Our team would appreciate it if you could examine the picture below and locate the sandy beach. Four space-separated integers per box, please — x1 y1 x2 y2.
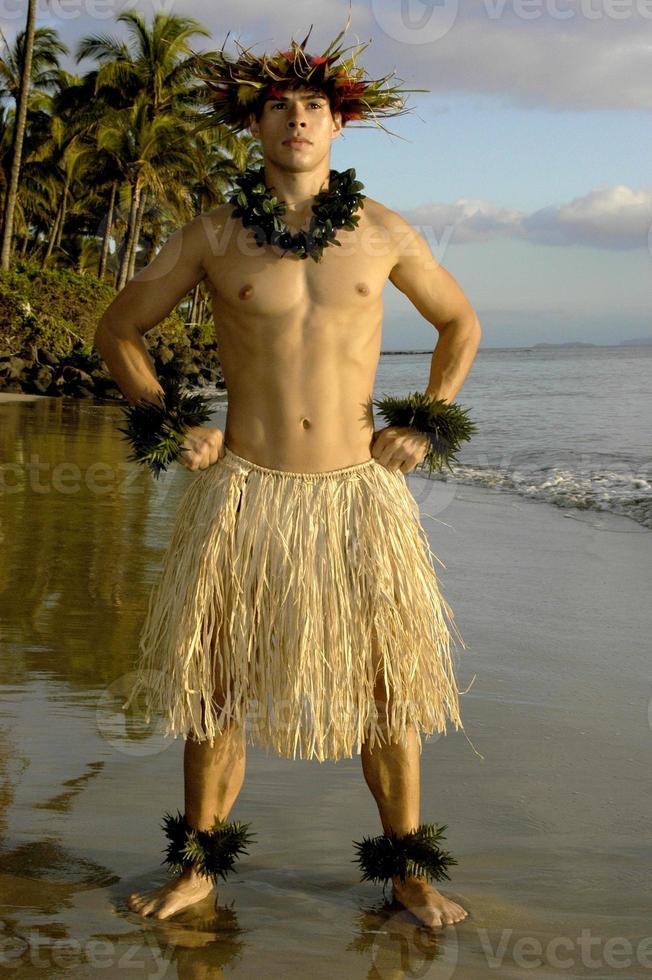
1 401 650 978
0 392 47 402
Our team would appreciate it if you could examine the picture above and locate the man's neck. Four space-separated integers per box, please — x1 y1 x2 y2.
260 159 332 216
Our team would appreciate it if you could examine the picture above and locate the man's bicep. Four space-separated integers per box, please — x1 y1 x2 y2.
388 219 474 330
100 218 207 335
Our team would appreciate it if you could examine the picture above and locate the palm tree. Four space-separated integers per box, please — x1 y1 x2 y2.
75 9 217 287
0 11 68 269
35 72 100 265
96 96 200 288
75 9 212 120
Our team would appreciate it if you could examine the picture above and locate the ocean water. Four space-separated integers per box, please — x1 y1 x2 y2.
1 355 651 975
372 345 652 529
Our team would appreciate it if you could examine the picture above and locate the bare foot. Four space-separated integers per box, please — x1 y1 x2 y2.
127 866 215 920
392 875 468 929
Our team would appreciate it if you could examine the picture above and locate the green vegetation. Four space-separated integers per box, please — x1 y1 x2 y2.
0 8 262 380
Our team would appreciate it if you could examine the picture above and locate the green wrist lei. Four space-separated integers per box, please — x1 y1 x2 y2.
227 165 365 262
162 811 256 886
372 390 477 475
117 375 213 479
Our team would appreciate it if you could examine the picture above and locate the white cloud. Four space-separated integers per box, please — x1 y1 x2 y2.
6 0 649 112
400 184 652 249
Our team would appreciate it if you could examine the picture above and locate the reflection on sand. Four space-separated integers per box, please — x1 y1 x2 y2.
1 396 651 978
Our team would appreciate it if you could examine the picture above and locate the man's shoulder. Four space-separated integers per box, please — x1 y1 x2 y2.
193 202 235 234
179 204 236 266
362 197 411 237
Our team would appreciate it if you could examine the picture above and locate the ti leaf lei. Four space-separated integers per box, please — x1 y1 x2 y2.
227 166 365 262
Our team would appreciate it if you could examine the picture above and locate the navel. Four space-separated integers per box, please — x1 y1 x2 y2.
238 283 254 300
355 282 370 296
301 418 311 429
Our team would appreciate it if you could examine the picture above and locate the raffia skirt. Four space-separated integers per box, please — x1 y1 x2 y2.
121 446 467 762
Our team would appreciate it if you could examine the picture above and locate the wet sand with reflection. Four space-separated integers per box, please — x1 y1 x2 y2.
0 393 650 978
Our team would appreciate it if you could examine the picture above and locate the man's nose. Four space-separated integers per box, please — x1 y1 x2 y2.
287 106 307 127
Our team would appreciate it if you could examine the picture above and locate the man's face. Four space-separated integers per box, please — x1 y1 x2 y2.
247 86 342 171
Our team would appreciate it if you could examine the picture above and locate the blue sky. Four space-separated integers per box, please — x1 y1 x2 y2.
3 0 651 348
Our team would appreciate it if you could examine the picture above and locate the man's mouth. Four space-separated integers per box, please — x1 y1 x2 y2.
283 138 310 146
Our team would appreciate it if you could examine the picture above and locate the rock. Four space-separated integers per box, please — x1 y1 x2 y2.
27 365 54 394
59 365 93 386
158 345 175 365
5 357 29 380
36 347 59 367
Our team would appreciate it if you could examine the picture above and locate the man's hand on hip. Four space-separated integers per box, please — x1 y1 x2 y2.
178 426 225 472
371 426 429 474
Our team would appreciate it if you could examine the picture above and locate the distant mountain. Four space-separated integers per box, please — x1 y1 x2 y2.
380 338 652 353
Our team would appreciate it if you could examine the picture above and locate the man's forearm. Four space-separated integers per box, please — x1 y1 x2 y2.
425 314 481 404
94 320 166 408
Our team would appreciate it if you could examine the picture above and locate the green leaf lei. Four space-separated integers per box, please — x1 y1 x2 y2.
372 390 477 475
116 375 213 479
227 165 365 262
162 811 256 886
352 822 457 897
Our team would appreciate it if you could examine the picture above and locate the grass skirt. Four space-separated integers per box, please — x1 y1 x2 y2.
121 446 467 762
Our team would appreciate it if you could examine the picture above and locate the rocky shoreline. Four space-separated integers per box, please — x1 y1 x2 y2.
0 333 226 401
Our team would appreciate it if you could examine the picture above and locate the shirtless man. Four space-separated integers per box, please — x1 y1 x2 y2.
96 76 481 928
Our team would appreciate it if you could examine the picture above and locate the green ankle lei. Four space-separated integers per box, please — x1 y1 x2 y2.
353 822 458 898
162 811 256 886
227 165 365 262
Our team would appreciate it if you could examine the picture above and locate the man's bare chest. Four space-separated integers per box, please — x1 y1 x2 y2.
201 208 396 318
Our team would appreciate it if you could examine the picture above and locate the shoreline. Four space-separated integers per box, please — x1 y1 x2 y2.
0 473 649 975
3 389 648 531
0 391 47 402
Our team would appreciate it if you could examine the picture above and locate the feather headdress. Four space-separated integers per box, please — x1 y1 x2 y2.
191 12 427 136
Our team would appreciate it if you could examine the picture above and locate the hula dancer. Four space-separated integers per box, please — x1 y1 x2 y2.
96 16 481 928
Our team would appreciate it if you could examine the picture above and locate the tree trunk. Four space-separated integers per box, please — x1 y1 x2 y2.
43 196 63 265
98 181 116 281
198 296 208 326
1 0 37 270
116 179 140 290
54 174 70 249
126 186 147 282
189 283 200 325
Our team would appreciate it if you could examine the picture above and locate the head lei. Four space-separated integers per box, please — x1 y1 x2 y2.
191 15 426 138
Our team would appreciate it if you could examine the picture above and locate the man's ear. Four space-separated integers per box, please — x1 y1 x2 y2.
331 110 343 139
246 112 259 137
